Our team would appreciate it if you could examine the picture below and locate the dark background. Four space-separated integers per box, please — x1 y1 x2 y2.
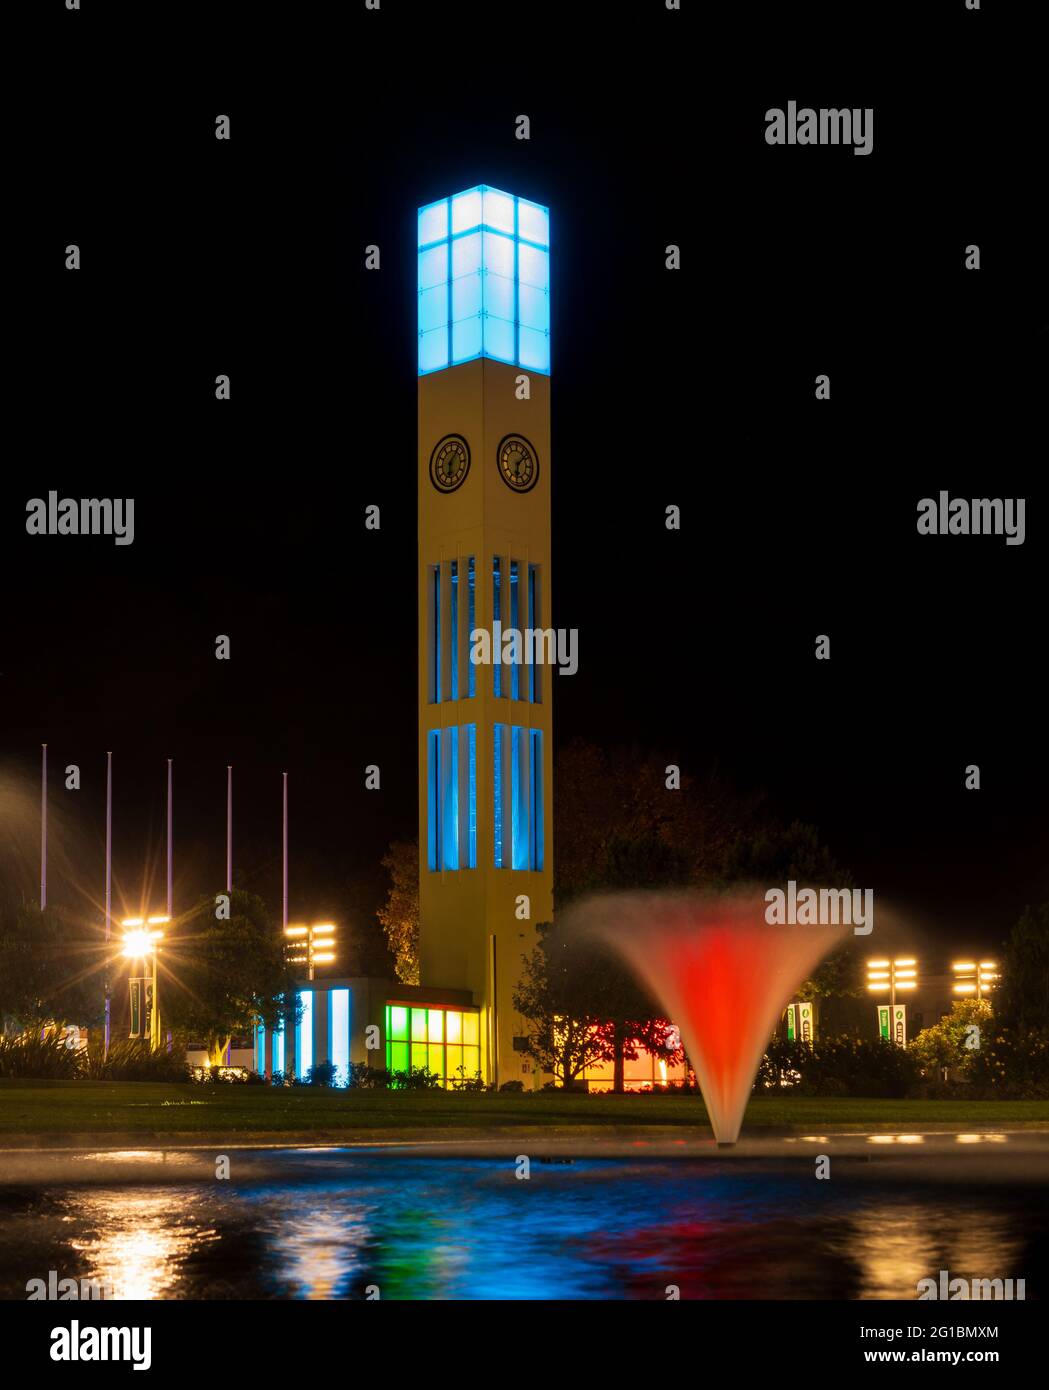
3 2 1045 969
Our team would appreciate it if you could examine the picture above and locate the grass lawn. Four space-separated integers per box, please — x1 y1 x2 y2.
1 1078 1047 1142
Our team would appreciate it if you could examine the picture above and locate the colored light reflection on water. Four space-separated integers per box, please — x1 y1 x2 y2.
0 1152 1042 1300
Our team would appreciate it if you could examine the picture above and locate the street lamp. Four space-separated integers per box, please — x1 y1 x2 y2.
284 922 337 982
866 957 918 1007
121 916 167 1049
952 960 998 1000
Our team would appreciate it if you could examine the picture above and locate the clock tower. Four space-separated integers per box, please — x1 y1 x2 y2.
416 186 553 1087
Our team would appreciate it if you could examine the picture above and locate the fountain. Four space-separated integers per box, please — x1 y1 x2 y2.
567 890 849 1145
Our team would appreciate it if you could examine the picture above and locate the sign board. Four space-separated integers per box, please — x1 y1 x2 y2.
129 978 153 1039
877 1004 891 1040
892 1004 906 1047
784 1004 797 1042
797 1001 814 1044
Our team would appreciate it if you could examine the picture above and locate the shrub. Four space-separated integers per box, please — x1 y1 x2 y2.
304 1060 338 1087
84 1038 190 1083
346 1062 390 1089
756 1034 921 1098
191 1065 252 1084
449 1065 488 1092
0 1030 82 1079
499 1079 524 1093
966 1026 1049 1098
390 1065 443 1090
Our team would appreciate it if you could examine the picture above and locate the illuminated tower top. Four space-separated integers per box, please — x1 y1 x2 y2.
417 185 550 377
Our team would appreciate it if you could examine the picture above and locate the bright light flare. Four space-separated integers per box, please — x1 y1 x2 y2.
121 929 163 958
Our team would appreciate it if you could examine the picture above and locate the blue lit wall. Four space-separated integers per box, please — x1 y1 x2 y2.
418 185 550 376
428 726 478 871
329 988 350 1087
296 990 313 1080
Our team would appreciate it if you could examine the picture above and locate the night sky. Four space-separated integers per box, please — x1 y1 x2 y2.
4 4 1045 966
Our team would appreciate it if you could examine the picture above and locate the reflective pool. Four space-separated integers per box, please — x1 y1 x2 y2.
0 1150 1043 1299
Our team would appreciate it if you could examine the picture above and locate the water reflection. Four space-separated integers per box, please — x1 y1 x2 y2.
844 1205 1027 1300
0 1156 1039 1301
64 1189 219 1300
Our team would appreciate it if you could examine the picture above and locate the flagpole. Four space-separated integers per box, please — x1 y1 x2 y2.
282 772 288 931
226 766 233 894
166 758 173 917
40 743 47 909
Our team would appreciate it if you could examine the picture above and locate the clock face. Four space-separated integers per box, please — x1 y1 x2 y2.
429 434 470 493
497 434 539 492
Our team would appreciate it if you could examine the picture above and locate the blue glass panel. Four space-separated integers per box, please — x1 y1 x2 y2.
482 230 515 279
273 1023 284 1075
512 726 528 870
492 559 502 697
452 272 482 321
518 326 550 374
483 314 515 363
428 730 440 870
510 560 520 700
331 989 350 1087
518 199 549 247
418 243 448 291
482 187 515 234
419 325 449 374
450 560 458 700
443 728 459 871
467 724 477 868
493 724 505 868
418 283 448 334
452 231 482 278
484 272 515 322
432 564 440 702
518 283 548 334
418 199 448 247
529 565 539 703
451 187 482 234
531 730 544 870
296 990 313 1080
467 557 476 698
518 243 549 290
452 315 482 363
418 190 551 376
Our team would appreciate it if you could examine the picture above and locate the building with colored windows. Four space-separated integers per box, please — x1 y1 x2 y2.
256 186 552 1090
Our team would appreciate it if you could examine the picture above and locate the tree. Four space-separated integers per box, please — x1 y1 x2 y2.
516 899 684 1093
161 890 297 1065
512 922 609 1085
555 741 730 906
377 840 420 984
0 899 105 1033
996 901 1049 1032
910 999 993 1080
713 818 865 1004
571 830 690 1090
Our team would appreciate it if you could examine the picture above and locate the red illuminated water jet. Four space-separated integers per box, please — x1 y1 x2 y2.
570 891 849 1145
